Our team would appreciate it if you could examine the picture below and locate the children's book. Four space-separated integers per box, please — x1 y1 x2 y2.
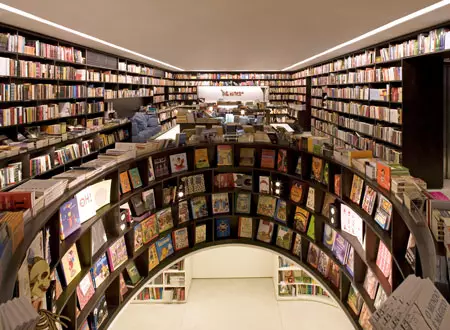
155 234 174 262
235 192 251 214
92 295 108 329
350 174 364 205
212 193 230 214
276 225 292 250
307 243 320 268
334 174 342 197
332 232 349 264
306 187 315 210
239 148 255 167
374 194 393 230
361 185 377 215
134 223 143 251
141 214 158 244
76 272 95 310
61 244 82 286
215 173 234 189
142 189 156 211
328 261 340 288
376 241 392 279
260 149 276 169
323 162 329 185
347 284 363 315
156 208 174 233
59 197 81 240
294 206 310 232
153 157 170 178
190 196 209 219
119 171 132 194
91 220 107 256
195 148 210 169
148 244 159 271
148 156 155 182
169 152 188 173
311 157 324 182
307 215 315 240
215 218 231 238
359 303 373 330
172 227 189 251
217 145 233 166
376 161 391 191
321 193 336 219
322 224 336 250
374 286 388 310
257 195 277 217
126 261 142 285
295 156 302 175
91 254 110 289
106 236 128 272
129 195 146 217
292 234 302 256
233 173 252 190
290 181 304 203
238 217 253 238
119 273 128 299
363 268 379 299
195 224 207 244
178 200 190 224
317 251 331 277
274 199 287 223
277 149 288 172
128 167 143 189
259 176 270 194
256 220 274 243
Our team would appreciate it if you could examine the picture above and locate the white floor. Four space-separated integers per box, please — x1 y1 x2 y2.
110 278 354 330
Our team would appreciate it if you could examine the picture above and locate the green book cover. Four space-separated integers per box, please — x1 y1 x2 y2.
307 215 315 240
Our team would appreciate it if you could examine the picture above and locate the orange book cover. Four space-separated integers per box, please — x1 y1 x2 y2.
377 161 391 191
119 171 132 194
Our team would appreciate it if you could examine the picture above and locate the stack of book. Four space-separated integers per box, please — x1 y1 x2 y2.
13 179 67 208
0 296 40 330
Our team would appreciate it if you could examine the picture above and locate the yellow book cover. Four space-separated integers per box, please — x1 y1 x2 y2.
148 244 159 271
195 148 210 169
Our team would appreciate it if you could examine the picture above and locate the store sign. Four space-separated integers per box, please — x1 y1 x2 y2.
198 86 266 102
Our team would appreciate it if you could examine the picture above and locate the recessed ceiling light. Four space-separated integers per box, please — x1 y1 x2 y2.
282 0 450 71
0 3 184 71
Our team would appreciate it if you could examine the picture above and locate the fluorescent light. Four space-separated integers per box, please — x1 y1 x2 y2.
0 3 184 71
282 0 450 71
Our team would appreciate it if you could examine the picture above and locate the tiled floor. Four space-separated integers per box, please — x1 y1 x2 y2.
110 278 354 330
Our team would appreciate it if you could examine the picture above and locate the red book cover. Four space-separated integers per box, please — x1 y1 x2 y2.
376 241 392 279
261 149 276 169
376 161 391 191
0 192 34 210
76 273 95 310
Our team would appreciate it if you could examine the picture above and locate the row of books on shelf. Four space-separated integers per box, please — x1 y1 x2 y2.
173 80 286 87
311 67 402 86
117 62 169 78
167 87 197 93
269 87 305 93
292 78 306 86
279 282 329 297
174 73 291 80
134 287 186 302
269 95 298 101
324 86 403 103
168 94 197 101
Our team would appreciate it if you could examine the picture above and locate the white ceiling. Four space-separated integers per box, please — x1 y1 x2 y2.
0 0 449 71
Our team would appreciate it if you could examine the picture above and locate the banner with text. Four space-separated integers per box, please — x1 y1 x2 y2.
198 86 267 102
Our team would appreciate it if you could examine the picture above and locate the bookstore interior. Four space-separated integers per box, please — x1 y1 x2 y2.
3 1 450 330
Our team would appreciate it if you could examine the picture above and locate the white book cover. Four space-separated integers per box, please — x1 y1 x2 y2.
91 179 112 211
169 153 188 173
75 185 97 223
340 204 364 245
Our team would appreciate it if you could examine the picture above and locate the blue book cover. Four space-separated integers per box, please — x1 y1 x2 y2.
155 234 174 261
59 197 81 240
274 199 287 223
90 254 110 289
215 218 231 238
332 232 348 264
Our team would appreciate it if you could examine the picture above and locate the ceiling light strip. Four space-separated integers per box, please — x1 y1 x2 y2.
0 3 184 71
282 0 450 71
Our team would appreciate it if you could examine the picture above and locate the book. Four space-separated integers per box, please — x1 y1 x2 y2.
148 244 159 271
195 224 207 244
233 173 252 190
405 234 416 271
92 295 108 329
328 261 340 288
91 220 107 256
106 236 128 272
75 186 97 224
169 152 188 173
257 195 277 217
156 208 173 233
292 234 302 256
321 193 336 219
76 272 95 310
141 214 158 244
61 244 81 286
306 187 315 210
361 185 377 215
119 273 128 299
194 148 210 169
260 149 276 169
215 218 231 238
295 156 302 175
190 196 208 219
256 220 274 243
323 224 336 250
91 179 112 211
239 148 255 166
294 206 310 232
290 181 304 203
376 240 392 279
238 217 253 238
374 194 393 230
126 261 142 285
119 171 132 194
128 168 143 189
59 197 81 240
91 254 110 289
347 284 363 316
259 176 270 194
311 157 323 182
307 243 320 268
129 195 146 217
346 247 355 277
217 145 233 166
334 174 342 197
307 215 315 240
134 223 143 251
358 303 372 330
377 161 391 191
276 225 292 250
274 199 287 223
148 156 155 182
317 251 331 277
142 189 156 211
277 149 288 172
153 157 170 178
178 200 190 224
155 234 174 261
323 162 329 185
340 204 364 245
212 193 230 214
332 232 349 264
235 192 251 214
350 175 364 205
373 286 388 310
162 187 175 206
363 268 379 299
172 227 189 251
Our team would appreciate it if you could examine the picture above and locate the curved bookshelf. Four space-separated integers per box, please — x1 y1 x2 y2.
0 142 442 330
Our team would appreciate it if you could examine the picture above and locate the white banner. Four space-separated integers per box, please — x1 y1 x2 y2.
197 86 266 102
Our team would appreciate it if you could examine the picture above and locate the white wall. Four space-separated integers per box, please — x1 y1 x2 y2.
191 246 274 278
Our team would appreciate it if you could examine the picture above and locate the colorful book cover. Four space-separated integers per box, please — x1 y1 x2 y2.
294 206 310 232
274 199 287 223
119 171 132 194
328 261 340 288
340 204 364 245
332 232 348 264
306 187 315 210
260 149 276 169
148 156 155 182
59 197 81 240
126 261 142 285
169 152 188 173
134 223 143 252
259 176 270 194
307 243 320 268
363 268 379 299
178 200 190 224
233 173 252 190
361 185 377 215
217 145 233 166
215 173 234 189
238 217 253 238
290 181 304 203
215 218 231 238
195 148 210 169
235 192 251 214
119 273 128 299
192 174 206 193
307 215 315 240
277 149 288 172
322 162 329 185
317 251 331 277
212 193 230 214
76 272 95 310
323 224 336 250
128 167 143 189
155 234 174 262
153 157 170 178
334 174 342 197
239 148 255 167
148 244 159 271
292 234 302 256
256 219 274 243
129 195 146 217
91 254 110 289
295 156 302 175
172 227 189 251
376 161 391 191
276 225 292 250
61 244 82 286
93 295 108 329
311 157 323 182
195 224 207 244
141 214 158 244
190 196 209 219
142 189 156 211
347 284 363 315
350 175 364 205
257 195 277 217
374 195 392 230
321 193 336 219
156 208 174 233
106 236 128 272
376 241 392 279
346 247 355 277
359 303 373 330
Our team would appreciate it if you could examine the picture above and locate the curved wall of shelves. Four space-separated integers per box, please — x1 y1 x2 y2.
0 142 441 330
